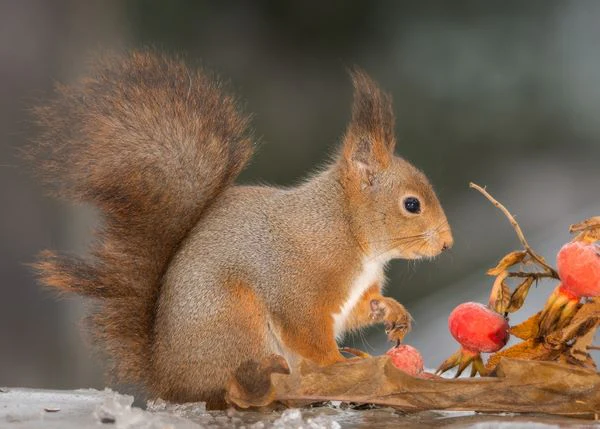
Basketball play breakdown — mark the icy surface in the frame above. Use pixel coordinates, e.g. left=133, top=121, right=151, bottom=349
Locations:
left=1, top=387, right=598, bottom=428
left=0, top=387, right=201, bottom=429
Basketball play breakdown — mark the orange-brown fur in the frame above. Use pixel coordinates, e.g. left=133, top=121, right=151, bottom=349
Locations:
left=28, top=51, right=453, bottom=408
left=344, top=283, right=383, bottom=332
left=341, top=283, right=411, bottom=338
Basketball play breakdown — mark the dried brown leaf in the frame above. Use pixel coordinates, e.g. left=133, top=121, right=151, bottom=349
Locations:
left=510, top=312, right=541, bottom=340
left=546, top=298, right=600, bottom=345
left=487, top=250, right=528, bottom=276
left=506, top=276, right=535, bottom=313
left=488, top=271, right=511, bottom=314
left=226, top=355, right=600, bottom=419
left=570, top=216, right=600, bottom=243
left=581, top=354, right=597, bottom=370
left=569, top=216, right=600, bottom=233
left=570, top=322, right=599, bottom=362
left=573, top=230, right=600, bottom=244
left=486, top=339, right=555, bottom=371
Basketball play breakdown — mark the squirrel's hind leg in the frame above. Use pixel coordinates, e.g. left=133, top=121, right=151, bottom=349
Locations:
left=152, top=278, right=275, bottom=409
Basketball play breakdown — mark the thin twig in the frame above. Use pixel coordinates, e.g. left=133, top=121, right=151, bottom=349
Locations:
left=507, top=272, right=556, bottom=280
left=470, top=182, right=559, bottom=279
left=589, top=346, right=600, bottom=351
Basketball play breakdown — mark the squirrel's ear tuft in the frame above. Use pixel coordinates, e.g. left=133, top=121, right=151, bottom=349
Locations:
left=342, top=68, right=396, bottom=178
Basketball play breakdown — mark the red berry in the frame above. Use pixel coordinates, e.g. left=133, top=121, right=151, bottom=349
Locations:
left=556, top=283, right=579, bottom=302
left=386, top=345, right=424, bottom=376
left=448, top=302, right=509, bottom=353
left=557, top=242, right=600, bottom=298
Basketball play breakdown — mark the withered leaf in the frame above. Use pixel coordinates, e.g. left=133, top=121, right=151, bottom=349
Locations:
left=557, top=349, right=597, bottom=370
left=569, top=216, right=600, bottom=233
left=581, top=354, right=597, bottom=370
left=510, top=312, right=540, bottom=340
left=487, top=250, right=528, bottom=276
left=570, top=217, right=600, bottom=243
left=227, top=355, right=600, bottom=419
left=488, top=271, right=511, bottom=314
left=486, top=339, right=555, bottom=371
left=506, top=276, right=535, bottom=313
left=573, top=231, right=600, bottom=244
left=570, top=322, right=599, bottom=362
left=545, top=298, right=600, bottom=346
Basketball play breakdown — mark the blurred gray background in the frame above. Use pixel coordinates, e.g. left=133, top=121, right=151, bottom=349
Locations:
left=1, top=0, right=598, bottom=389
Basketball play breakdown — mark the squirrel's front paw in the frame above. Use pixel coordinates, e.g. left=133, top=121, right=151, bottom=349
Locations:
left=370, top=297, right=412, bottom=344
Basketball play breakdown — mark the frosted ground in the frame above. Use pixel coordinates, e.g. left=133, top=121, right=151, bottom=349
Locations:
left=1, top=387, right=597, bottom=428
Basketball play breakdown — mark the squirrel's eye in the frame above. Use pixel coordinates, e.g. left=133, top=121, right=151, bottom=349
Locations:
left=403, top=197, right=421, bottom=214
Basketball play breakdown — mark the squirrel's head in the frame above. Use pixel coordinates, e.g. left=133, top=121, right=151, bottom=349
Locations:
left=338, top=69, right=453, bottom=260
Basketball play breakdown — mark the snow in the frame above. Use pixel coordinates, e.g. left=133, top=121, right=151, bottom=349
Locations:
left=270, top=408, right=341, bottom=429
left=0, top=387, right=595, bottom=428
left=0, top=388, right=202, bottom=429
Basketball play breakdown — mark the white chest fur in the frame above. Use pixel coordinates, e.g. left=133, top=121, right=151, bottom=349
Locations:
left=333, top=258, right=386, bottom=339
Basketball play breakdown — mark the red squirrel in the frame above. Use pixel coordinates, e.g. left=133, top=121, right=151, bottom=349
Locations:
left=29, top=50, right=453, bottom=409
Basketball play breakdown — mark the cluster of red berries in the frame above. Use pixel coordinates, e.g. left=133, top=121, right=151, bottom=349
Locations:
left=436, top=241, right=599, bottom=377
left=385, top=240, right=599, bottom=378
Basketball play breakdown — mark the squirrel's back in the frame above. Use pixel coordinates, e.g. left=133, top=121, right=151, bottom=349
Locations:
left=28, top=50, right=254, bottom=388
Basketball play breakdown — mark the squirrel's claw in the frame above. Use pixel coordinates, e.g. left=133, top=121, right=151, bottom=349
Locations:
left=385, top=321, right=410, bottom=343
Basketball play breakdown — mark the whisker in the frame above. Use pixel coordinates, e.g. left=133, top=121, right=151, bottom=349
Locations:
left=369, top=234, right=427, bottom=244
left=366, top=234, right=432, bottom=262
left=409, top=259, right=419, bottom=274
left=366, top=243, right=398, bottom=262
left=367, top=236, right=424, bottom=262
left=433, top=220, right=448, bottom=233
left=416, top=240, right=431, bottom=261
left=359, top=327, right=375, bottom=352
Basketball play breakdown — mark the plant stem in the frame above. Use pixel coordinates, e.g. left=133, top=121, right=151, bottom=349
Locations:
left=469, top=182, right=559, bottom=279
left=507, top=272, right=555, bottom=280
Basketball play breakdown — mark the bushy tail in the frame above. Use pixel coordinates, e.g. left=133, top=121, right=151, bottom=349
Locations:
left=27, top=50, right=254, bottom=387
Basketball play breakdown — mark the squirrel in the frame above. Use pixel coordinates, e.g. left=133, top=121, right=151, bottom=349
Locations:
left=28, top=50, right=453, bottom=409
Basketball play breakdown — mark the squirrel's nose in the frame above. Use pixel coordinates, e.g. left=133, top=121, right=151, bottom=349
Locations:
left=439, top=228, right=454, bottom=252
left=441, top=239, right=453, bottom=252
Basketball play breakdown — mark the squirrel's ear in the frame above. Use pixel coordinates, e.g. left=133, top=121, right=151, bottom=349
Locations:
left=341, top=68, right=396, bottom=180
